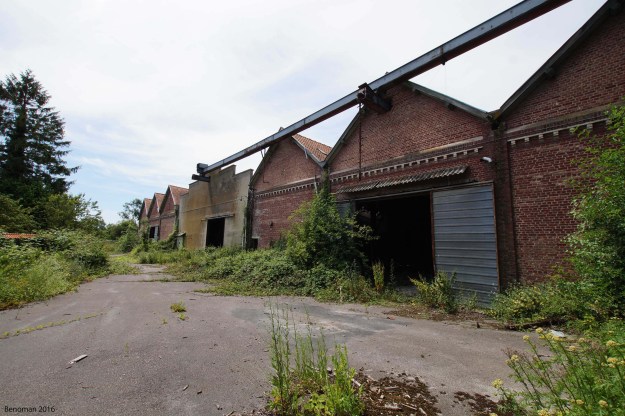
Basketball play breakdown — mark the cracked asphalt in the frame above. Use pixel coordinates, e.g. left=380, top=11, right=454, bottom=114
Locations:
left=0, top=265, right=527, bottom=415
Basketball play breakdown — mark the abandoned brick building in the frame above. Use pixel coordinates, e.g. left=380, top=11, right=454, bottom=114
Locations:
left=138, top=197, right=151, bottom=233
left=244, top=0, right=625, bottom=302
left=146, top=192, right=164, bottom=240
left=250, top=134, right=331, bottom=248
left=158, top=185, right=188, bottom=241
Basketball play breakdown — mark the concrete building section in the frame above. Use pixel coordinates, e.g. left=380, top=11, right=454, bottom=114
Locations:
left=250, top=134, right=331, bottom=248
left=179, top=165, right=252, bottom=249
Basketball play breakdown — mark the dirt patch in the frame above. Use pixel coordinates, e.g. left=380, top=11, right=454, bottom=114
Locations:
left=236, top=371, right=510, bottom=416
left=385, top=304, right=503, bottom=330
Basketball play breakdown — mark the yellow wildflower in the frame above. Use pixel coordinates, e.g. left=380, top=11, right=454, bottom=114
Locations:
left=567, top=346, right=578, bottom=352
left=575, top=399, right=584, bottom=405
left=510, top=354, right=520, bottom=363
left=606, top=340, right=617, bottom=347
left=491, top=379, right=503, bottom=389
left=523, top=335, right=530, bottom=342
left=599, top=400, right=608, bottom=408
left=536, top=328, right=544, bottom=334
left=537, top=409, right=549, bottom=416
left=607, top=357, right=618, bottom=364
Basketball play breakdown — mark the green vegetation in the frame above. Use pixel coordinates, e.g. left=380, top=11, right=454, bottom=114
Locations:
left=494, top=322, right=625, bottom=416
left=491, top=104, right=625, bottom=415
left=0, top=230, right=114, bottom=309
left=170, top=301, right=186, bottom=313
left=0, top=312, right=102, bottom=339
left=411, top=271, right=458, bottom=314
left=268, top=305, right=363, bottom=415
left=285, top=184, right=372, bottom=271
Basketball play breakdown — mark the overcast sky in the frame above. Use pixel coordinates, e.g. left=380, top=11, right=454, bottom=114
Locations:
left=0, top=0, right=605, bottom=223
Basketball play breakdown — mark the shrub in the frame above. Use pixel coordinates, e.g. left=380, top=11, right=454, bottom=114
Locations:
left=569, top=103, right=625, bottom=315
left=411, top=271, right=457, bottom=313
left=285, top=183, right=372, bottom=271
left=490, top=278, right=595, bottom=327
left=0, top=229, right=111, bottom=309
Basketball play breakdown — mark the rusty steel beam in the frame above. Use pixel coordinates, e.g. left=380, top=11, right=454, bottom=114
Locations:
left=197, top=0, right=571, bottom=176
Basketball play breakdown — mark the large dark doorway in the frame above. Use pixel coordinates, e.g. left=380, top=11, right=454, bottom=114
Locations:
left=206, top=217, right=225, bottom=247
left=356, top=194, right=433, bottom=284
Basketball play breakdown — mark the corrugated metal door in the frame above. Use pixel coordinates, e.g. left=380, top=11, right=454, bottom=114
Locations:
left=432, top=185, right=498, bottom=303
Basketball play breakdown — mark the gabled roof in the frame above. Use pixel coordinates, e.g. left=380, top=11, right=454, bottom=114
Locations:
left=139, top=198, right=152, bottom=220
left=159, top=185, right=189, bottom=214
left=324, top=81, right=489, bottom=166
left=496, top=0, right=623, bottom=120
left=251, top=134, right=331, bottom=187
left=292, top=134, right=332, bottom=163
left=147, top=193, right=165, bottom=218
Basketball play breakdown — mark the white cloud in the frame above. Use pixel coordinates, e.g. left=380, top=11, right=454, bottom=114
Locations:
left=0, top=0, right=605, bottom=223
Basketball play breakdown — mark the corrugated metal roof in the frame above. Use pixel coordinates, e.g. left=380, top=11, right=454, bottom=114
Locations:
left=2, top=233, right=36, bottom=239
left=336, top=165, right=467, bottom=194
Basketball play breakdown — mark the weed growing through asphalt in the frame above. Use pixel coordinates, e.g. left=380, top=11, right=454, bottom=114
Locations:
left=0, top=312, right=102, bottom=339
left=161, top=318, right=168, bottom=325
left=267, top=304, right=363, bottom=415
left=170, top=301, right=186, bottom=313
left=178, top=313, right=187, bottom=321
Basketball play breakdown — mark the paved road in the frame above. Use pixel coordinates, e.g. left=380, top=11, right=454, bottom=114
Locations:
left=0, top=265, right=527, bottom=415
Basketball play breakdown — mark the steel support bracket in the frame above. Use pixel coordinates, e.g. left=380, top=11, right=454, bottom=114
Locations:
left=191, top=174, right=211, bottom=183
left=357, top=83, right=391, bottom=114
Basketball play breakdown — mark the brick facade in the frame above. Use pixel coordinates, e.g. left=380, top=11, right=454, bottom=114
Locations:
left=158, top=185, right=188, bottom=241
left=498, top=5, right=625, bottom=283
left=251, top=136, right=329, bottom=248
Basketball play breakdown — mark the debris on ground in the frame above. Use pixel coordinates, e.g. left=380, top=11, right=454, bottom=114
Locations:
left=68, top=354, right=88, bottom=365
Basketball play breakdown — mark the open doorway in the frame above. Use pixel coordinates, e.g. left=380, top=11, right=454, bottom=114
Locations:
left=205, top=217, right=225, bottom=247
left=356, top=193, right=433, bottom=284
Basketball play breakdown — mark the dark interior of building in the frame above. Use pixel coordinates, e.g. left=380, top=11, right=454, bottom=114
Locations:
left=206, top=217, right=225, bottom=247
left=356, top=193, right=434, bottom=284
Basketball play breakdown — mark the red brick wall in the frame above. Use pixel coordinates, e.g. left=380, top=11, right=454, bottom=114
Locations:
left=331, top=85, right=490, bottom=173
left=507, top=131, right=589, bottom=283
left=254, top=139, right=323, bottom=193
left=505, top=13, right=625, bottom=130
left=253, top=187, right=317, bottom=247
left=502, top=10, right=625, bottom=283
left=251, top=138, right=324, bottom=247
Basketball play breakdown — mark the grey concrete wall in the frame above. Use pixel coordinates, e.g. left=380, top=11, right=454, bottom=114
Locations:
left=179, top=165, right=252, bottom=249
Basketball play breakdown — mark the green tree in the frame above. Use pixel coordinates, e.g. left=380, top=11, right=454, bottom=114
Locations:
left=0, top=70, right=77, bottom=207
left=569, top=103, right=625, bottom=315
left=118, top=198, right=142, bottom=224
left=39, top=193, right=105, bottom=233
left=285, top=181, right=372, bottom=270
left=0, top=194, right=36, bottom=232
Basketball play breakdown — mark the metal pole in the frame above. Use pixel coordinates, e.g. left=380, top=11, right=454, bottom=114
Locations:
left=197, top=0, right=571, bottom=176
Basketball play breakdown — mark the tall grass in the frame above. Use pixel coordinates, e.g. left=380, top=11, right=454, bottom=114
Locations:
left=268, top=304, right=364, bottom=415
left=0, top=230, right=110, bottom=309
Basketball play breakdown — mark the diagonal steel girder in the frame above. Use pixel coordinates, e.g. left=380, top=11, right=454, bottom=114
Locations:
left=197, top=0, right=571, bottom=176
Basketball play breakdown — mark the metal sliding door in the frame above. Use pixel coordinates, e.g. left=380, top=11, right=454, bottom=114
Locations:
left=432, top=185, right=498, bottom=303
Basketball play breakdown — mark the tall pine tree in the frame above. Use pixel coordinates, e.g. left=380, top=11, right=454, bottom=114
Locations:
left=0, top=70, right=77, bottom=207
